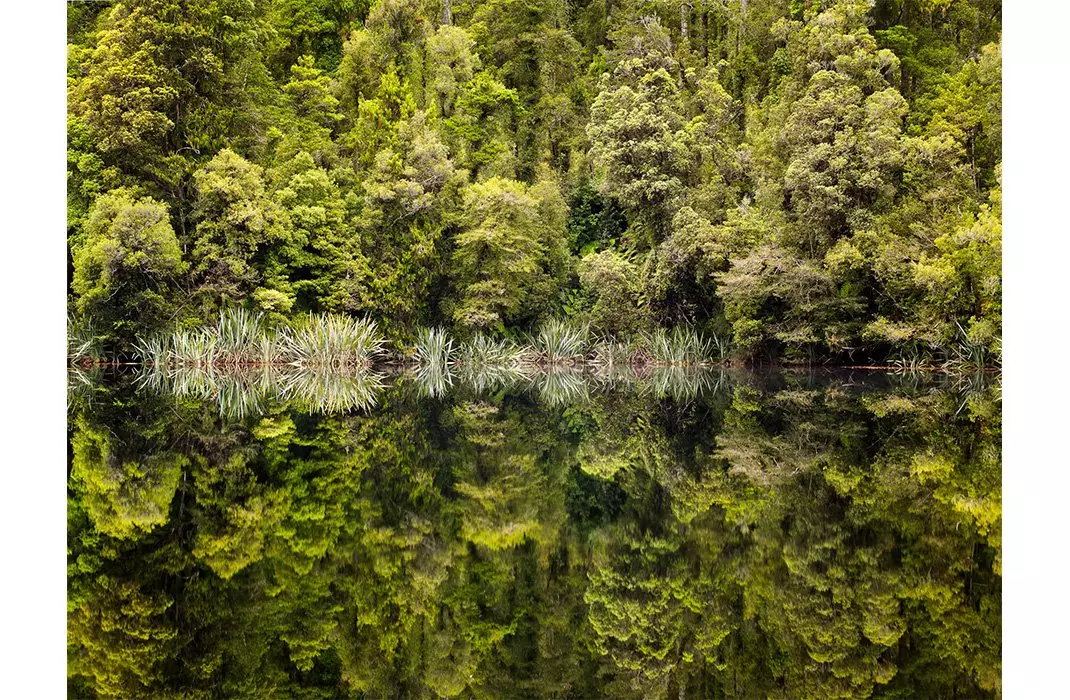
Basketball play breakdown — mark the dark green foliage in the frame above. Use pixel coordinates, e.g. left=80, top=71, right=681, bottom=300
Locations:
left=67, top=371, right=1001, bottom=698
left=67, top=0, right=1001, bottom=365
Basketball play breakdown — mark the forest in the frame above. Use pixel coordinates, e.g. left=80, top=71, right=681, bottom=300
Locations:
left=67, top=0, right=1002, bottom=366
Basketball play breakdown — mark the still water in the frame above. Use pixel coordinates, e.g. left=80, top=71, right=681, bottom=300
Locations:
left=67, top=368, right=1000, bottom=698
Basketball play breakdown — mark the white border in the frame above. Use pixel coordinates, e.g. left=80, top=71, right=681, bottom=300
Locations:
left=0, top=1, right=1064, bottom=696
left=0, top=1, right=69, bottom=696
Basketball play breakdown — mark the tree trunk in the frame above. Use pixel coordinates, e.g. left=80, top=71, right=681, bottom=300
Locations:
left=738, top=0, right=747, bottom=56
left=681, top=2, right=690, bottom=45
left=701, top=1, right=709, bottom=65
left=442, top=0, right=452, bottom=26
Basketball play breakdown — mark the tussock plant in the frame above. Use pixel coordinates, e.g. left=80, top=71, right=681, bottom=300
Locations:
left=136, top=310, right=386, bottom=369
left=139, top=363, right=383, bottom=419
left=591, top=339, right=639, bottom=367
left=414, top=326, right=455, bottom=367
left=67, top=366, right=100, bottom=411
left=528, top=319, right=589, bottom=364
left=642, top=327, right=720, bottom=365
left=282, top=313, right=385, bottom=368
left=454, top=333, right=526, bottom=368
left=413, top=327, right=457, bottom=397
left=891, top=343, right=934, bottom=372
left=214, top=307, right=269, bottom=364
left=530, top=367, right=589, bottom=406
left=276, top=367, right=383, bottom=414
left=646, top=366, right=724, bottom=402
left=68, top=314, right=103, bottom=363
left=942, top=322, right=995, bottom=372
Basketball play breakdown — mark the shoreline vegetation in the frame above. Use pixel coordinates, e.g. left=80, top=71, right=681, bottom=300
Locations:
left=69, top=308, right=1000, bottom=373
left=66, top=1, right=1001, bottom=378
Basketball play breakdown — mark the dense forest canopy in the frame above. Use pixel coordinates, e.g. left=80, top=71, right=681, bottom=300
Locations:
left=67, top=0, right=1002, bottom=365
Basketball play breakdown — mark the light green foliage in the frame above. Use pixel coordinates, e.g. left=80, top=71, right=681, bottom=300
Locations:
left=717, top=244, right=865, bottom=356
left=72, top=190, right=186, bottom=340
left=189, top=149, right=291, bottom=311
left=365, top=0, right=429, bottom=70
left=70, top=419, right=184, bottom=540
left=446, top=71, right=522, bottom=178
left=360, top=110, right=464, bottom=332
left=283, top=55, right=345, bottom=131
left=337, top=27, right=382, bottom=117
left=66, top=0, right=1001, bottom=365
left=449, top=176, right=569, bottom=331
left=68, top=0, right=270, bottom=189
left=67, top=372, right=1001, bottom=697
left=428, top=25, right=481, bottom=119
left=266, top=0, right=365, bottom=75
left=587, top=63, right=699, bottom=242
left=275, top=152, right=369, bottom=312
left=912, top=168, right=1002, bottom=354
left=577, top=250, right=645, bottom=336
left=781, top=73, right=908, bottom=251
left=68, top=575, right=177, bottom=698
left=924, top=39, right=1002, bottom=192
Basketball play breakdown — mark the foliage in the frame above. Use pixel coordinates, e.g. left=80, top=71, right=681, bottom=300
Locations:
left=67, top=0, right=1002, bottom=368
left=68, top=371, right=1001, bottom=698
left=72, top=190, right=186, bottom=342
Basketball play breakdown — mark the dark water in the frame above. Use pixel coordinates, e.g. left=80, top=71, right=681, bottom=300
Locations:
left=67, top=368, right=1001, bottom=698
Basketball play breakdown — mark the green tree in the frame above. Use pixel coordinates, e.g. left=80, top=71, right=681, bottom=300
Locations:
left=72, top=190, right=186, bottom=340
left=189, top=149, right=292, bottom=313
left=359, top=111, right=464, bottom=332
left=448, top=176, right=569, bottom=332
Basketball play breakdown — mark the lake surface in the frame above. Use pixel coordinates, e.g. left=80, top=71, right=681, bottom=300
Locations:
left=67, top=368, right=1001, bottom=698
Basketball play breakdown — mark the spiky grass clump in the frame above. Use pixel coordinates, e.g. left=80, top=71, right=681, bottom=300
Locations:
left=137, top=307, right=273, bottom=367
left=890, top=343, right=934, bottom=372
left=642, top=327, right=720, bottom=365
left=591, top=339, right=639, bottom=367
left=414, top=327, right=455, bottom=367
left=531, top=367, right=589, bottom=406
left=277, top=367, right=383, bottom=414
left=528, top=319, right=589, bottom=364
left=646, top=366, right=724, bottom=402
left=68, top=314, right=103, bottom=363
left=455, top=333, right=525, bottom=367
left=214, top=307, right=269, bottom=364
left=137, top=310, right=385, bottom=369
left=283, top=313, right=385, bottom=368
left=941, top=322, right=996, bottom=372
left=163, top=328, right=218, bottom=366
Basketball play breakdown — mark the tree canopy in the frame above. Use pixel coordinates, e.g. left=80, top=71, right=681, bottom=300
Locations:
left=67, top=0, right=1001, bottom=365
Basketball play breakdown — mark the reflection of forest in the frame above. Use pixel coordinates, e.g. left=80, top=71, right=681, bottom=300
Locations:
left=67, top=372, right=1001, bottom=698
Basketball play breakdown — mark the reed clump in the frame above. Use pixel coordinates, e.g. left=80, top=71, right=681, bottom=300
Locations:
left=136, top=308, right=385, bottom=369
left=526, top=319, right=590, bottom=365
left=68, top=314, right=104, bottom=364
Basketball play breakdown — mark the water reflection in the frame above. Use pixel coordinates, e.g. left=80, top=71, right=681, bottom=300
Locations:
left=67, top=370, right=1001, bottom=698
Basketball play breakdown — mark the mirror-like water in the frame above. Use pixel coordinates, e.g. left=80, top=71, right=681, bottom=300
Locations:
left=67, top=369, right=1001, bottom=698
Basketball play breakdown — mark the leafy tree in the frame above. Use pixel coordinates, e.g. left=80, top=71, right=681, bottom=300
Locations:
left=72, top=190, right=186, bottom=340
left=189, top=149, right=292, bottom=313
left=275, top=151, right=369, bottom=312
left=63, top=0, right=1002, bottom=364
left=446, top=71, right=522, bottom=179
left=587, top=30, right=701, bottom=244
left=360, top=110, right=465, bottom=332
left=448, top=176, right=568, bottom=331
left=266, top=0, right=366, bottom=76
left=577, top=249, right=645, bottom=336
left=68, top=0, right=271, bottom=192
